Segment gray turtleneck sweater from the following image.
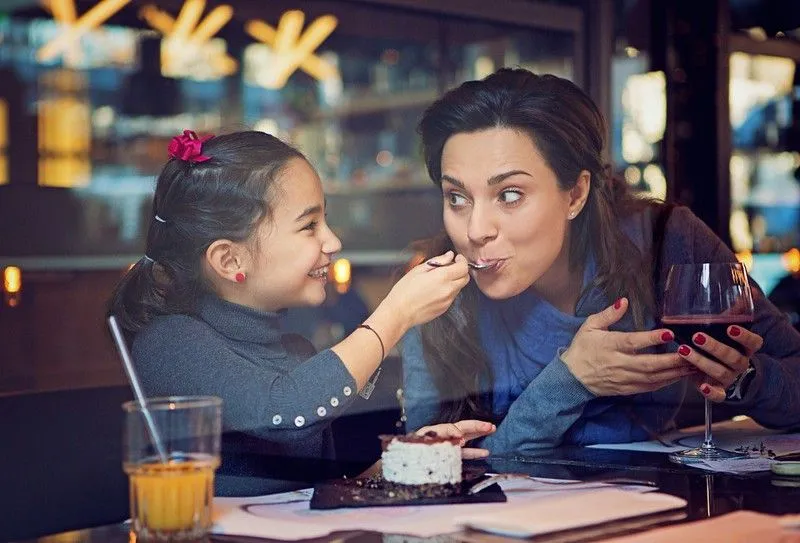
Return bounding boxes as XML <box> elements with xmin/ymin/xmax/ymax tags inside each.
<box><xmin>132</xmin><ymin>295</ymin><xmax>358</xmax><ymax>496</ymax></box>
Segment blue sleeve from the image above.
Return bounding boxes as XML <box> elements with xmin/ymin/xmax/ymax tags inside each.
<box><xmin>133</xmin><ymin>316</ymin><xmax>358</xmax><ymax>442</ymax></box>
<box><xmin>400</xmin><ymin>327</ymin><xmax>441</xmax><ymax>431</ymax></box>
<box><xmin>667</xmin><ymin>207</ymin><xmax>800</xmax><ymax>429</ymax></box>
<box><xmin>480</xmin><ymin>355</ymin><xmax>595</xmax><ymax>453</ymax></box>
<box><xmin>401</xmin><ymin>326</ymin><xmax>596</xmax><ymax>452</ymax></box>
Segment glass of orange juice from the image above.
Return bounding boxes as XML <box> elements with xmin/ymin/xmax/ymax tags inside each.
<box><xmin>123</xmin><ymin>396</ymin><xmax>222</xmax><ymax>541</ymax></box>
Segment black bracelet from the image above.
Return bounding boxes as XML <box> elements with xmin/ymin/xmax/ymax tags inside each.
<box><xmin>357</xmin><ymin>324</ymin><xmax>385</xmax><ymax>361</ymax></box>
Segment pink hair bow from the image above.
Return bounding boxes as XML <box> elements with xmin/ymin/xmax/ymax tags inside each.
<box><xmin>168</xmin><ymin>130</ymin><xmax>214</xmax><ymax>163</ymax></box>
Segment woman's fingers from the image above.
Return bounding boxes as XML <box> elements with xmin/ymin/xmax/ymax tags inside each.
<box><xmin>610</xmin><ymin>328</ymin><xmax>676</xmax><ymax>353</ymax></box>
<box><xmin>691</xmin><ymin>333</ymin><xmax>748</xmax><ymax>373</ymax></box>
<box><xmin>453</xmin><ymin>420</ymin><xmax>497</xmax><ymax>441</ymax></box>
<box><xmin>678</xmin><ymin>344</ymin><xmax>738</xmax><ymax>387</ymax></box>
<box><xmin>462</xmin><ymin>447</ymin><xmax>490</xmax><ymax>459</ymax></box>
<box><xmin>727</xmin><ymin>325</ymin><xmax>763</xmax><ymax>357</ymax></box>
<box><xmin>414</xmin><ymin>420</ymin><xmax>496</xmax><ymax>446</ymax></box>
<box><xmin>619</xmin><ymin>352</ymin><xmax>691</xmax><ymax>374</ymax></box>
<box><xmin>691</xmin><ymin>374</ymin><xmax>727</xmax><ymax>403</ymax></box>
<box><xmin>583</xmin><ymin>297</ymin><xmax>628</xmax><ymax>331</ymax></box>
<box><xmin>415</xmin><ymin>423</ymin><xmax>461</xmax><ymax>439</ymax></box>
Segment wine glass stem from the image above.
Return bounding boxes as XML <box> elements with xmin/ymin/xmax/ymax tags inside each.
<box><xmin>702</xmin><ymin>398</ymin><xmax>714</xmax><ymax>449</ymax></box>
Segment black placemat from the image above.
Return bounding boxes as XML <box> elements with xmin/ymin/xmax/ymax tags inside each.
<box><xmin>310</xmin><ymin>474</ymin><xmax>506</xmax><ymax>509</ymax></box>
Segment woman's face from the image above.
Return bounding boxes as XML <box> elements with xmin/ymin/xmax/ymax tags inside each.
<box><xmin>440</xmin><ymin>127</ymin><xmax>578</xmax><ymax>300</ymax></box>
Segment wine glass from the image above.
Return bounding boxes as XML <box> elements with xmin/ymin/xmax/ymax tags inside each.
<box><xmin>661</xmin><ymin>262</ymin><xmax>754</xmax><ymax>463</ymax></box>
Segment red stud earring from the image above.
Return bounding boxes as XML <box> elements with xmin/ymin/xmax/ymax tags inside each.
<box><xmin>235</xmin><ymin>272</ymin><xmax>246</xmax><ymax>283</ymax></box>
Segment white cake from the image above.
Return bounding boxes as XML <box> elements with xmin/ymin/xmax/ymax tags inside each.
<box><xmin>380</xmin><ymin>433</ymin><xmax>462</xmax><ymax>485</ymax></box>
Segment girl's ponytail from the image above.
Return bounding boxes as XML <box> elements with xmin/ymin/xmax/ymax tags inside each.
<box><xmin>107</xmin><ymin>257</ymin><xmax>166</xmax><ymax>338</ymax></box>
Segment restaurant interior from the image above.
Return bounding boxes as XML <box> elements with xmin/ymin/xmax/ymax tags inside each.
<box><xmin>2</xmin><ymin>0</ymin><xmax>800</xmax><ymax>540</ymax></box>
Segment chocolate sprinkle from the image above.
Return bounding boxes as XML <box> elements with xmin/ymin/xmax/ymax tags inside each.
<box><xmin>309</xmin><ymin>467</ymin><xmax>505</xmax><ymax>510</ymax></box>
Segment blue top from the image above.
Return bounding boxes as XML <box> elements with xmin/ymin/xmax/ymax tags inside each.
<box><xmin>402</xmin><ymin>206</ymin><xmax>800</xmax><ymax>452</ymax></box>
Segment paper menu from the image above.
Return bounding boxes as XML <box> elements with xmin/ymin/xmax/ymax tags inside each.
<box><xmin>455</xmin><ymin>489</ymin><xmax>687</xmax><ymax>538</ymax></box>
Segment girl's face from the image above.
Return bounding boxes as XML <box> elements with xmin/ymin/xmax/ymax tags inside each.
<box><xmin>244</xmin><ymin>158</ymin><xmax>342</xmax><ymax>312</ymax></box>
<box><xmin>440</xmin><ymin>127</ymin><xmax>578</xmax><ymax>300</ymax></box>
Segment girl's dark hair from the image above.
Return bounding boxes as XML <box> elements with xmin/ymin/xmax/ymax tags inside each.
<box><xmin>416</xmin><ymin>68</ymin><xmax>658</xmax><ymax>422</ymax></box>
<box><xmin>108</xmin><ymin>131</ymin><xmax>305</xmax><ymax>336</ymax></box>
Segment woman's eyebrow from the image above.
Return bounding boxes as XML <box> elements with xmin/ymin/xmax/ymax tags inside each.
<box><xmin>441</xmin><ymin>170</ymin><xmax>532</xmax><ymax>188</ymax></box>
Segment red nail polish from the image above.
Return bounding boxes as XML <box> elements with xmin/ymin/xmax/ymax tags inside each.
<box><xmin>730</xmin><ymin>326</ymin><xmax>741</xmax><ymax>337</ymax></box>
<box><xmin>700</xmin><ymin>384</ymin><xmax>711</xmax><ymax>395</ymax></box>
<box><xmin>613</xmin><ymin>298</ymin><xmax>622</xmax><ymax>310</ymax></box>
<box><xmin>678</xmin><ymin>345</ymin><xmax>691</xmax><ymax>356</ymax></box>
<box><xmin>693</xmin><ymin>333</ymin><xmax>706</xmax><ymax>346</ymax></box>
<box><xmin>661</xmin><ymin>331</ymin><xmax>674</xmax><ymax>342</ymax></box>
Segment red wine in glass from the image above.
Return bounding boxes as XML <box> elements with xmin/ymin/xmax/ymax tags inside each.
<box><xmin>661</xmin><ymin>262</ymin><xmax>754</xmax><ymax>463</ymax></box>
<box><xmin>661</xmin><ymin>315</ymin><xmax>753</xmax><ymax>356</ymax></box>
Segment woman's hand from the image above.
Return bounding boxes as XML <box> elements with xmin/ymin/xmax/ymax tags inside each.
<box><xmin>414</xmin><ymin>419</ymin><xmax>496</xmax><ymax>459</ymax></box>
<box><xmin>383</xmin><ymin>251</ymin><xmax>470</xmax><ymax>329</ymax></box>
<box><xmin>561</xmin><ymin>298</ymin><xmax>694</xmax><ymax>396</ymax></box>
<box><xmin>677</xmin><ymin>325</ymin><xmax>763</xmax><ymax>402</ymax></box>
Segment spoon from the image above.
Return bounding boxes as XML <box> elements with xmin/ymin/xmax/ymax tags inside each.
<box><xmin>427</xmin><ymin>260</ymin><xmax>492</xmax><ymax>270</ymax></box>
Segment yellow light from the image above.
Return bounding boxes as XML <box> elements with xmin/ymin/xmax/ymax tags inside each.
<box><xmin>140</xmin><ymin>1</ymin><xmax>237</xmax><ymax>77</ymax></box>
<box><xmin>332</xmin><ymin>258</ymin><xmax>351</xmax><ymax>285</ymax></box>
<box><xmin>783</xmin><ymin>248</ymin><xmax>800</xmax><ymax>274</ymax></box>
<box><xmin>624</xmin><ymin>166</ymin><xmax>641</xmax><ymax>185</ymax></box>
<box><xmin>4</xmin><ymin>266</ymin><xmax>21</xmax><ymax>294</ymax></box>
<box><xmin>245</xmin><ymin>20</ymin><xmax>338</xmax><ymax>81</ymax></box>
<box><xmin>245</xmin><ymin>11</ymin><xmax>339</xmax><ymax>89</ymax></box>
<box><xmin>38</xmin><ymin>0</ymin><xmax>132</xmax><ymax>62</ymax></box>
<box><xmin>735</xmin><ymin>250</ymin><xmax>753</xmax><ymax>272</ymax></box>
<box><xmin>172</xmin><ymin>0</ymin><xmax>205</xmax><ymax>40</ymax></box>
<box><xmin>140</xmin><ymin>5</ymin><xmax>175</xmax><ymax>34</ymax></box>
<box><xmin>189</xmin><ymin>5</ymin><xmax>233</xmax><ymax>45</ymax></box>
<box><xmin>271</xmin><ymin>14</ymin><xmax>337</xmax><ymax>88</ymax></box>
<box><xmin>274</xmin><ymin>10</ymin><xmax>305</xmax><ymax>55</ymax></box>
<box><xmin>37</xmin><ymin>72</ymin><xmax>92</xmax><ymax>188</ymax></box>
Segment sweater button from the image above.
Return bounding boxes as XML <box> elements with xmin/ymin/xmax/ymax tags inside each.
<box><xmin>294</xmin><ymin>416</ymin><xmax>305</xmax><ymax>427</ymax></box>
<box><xmin>330</xmin><ymin>397</ymin><xmax>339</xmax><ymax>407</ymax></box>
<box><xmin>272</xmin><ymin>415</ymin><xmax>282</xmax><ymax>425</ymax></box>
<box><xmin>343</xmin><ymin>386</ymin><xmax>352</xmax><ymax>396</ymax></box>
<box><xmin>317</xmin><ymin>406</ymin><xmax>327</xmax><ymax>417</ymax></box>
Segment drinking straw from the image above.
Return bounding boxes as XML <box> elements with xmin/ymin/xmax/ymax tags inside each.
<box><xmin>108</xmin><ymin>315</ymin><xmax>169</xmax><ymax>463</ymax></box>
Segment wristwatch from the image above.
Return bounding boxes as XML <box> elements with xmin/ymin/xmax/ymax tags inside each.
<box><xmin>725</xmin><ymin>363</ymin><xmax>756</xmax><ymax>401</ymax></box>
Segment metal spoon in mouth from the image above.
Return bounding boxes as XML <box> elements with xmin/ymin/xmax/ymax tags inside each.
<box><xmin>426</xmin><ymin>260</ymin><xmax>492</xmax><ymax>270</ymax></box>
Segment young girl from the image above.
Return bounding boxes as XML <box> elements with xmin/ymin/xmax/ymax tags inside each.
<box><xmin>109</xmin><ymin>130</ymin><xmax>494</xmax><ymax>496</ymax></box>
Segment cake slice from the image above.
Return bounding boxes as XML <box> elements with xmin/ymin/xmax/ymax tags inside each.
<box><xmin>380</xmin><ymin>432</ymin><xmax>462</xmax><ymax>486</ymax></box>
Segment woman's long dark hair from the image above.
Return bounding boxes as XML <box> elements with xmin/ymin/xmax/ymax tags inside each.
<box><xmin>417</xmin><ymin>68</ymin><xmax>659</xmax><ymax>422</ymax></box>
<box><xmin>108</xmin><ymin>131</ymin><xmax>304</xmax><ymax>336</ymax></box>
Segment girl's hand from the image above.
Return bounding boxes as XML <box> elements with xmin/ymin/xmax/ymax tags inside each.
<box><xmin>384</xmin><ymin>251</ymin><xmax>470</xmax><ymax>328</ymax></box>
<box><xmin>561</xmin><ymin>298</ymin><xmax>694</xmax><ymax>396</ymax></box>
<box><xmin>677</xmin><ymin>325</ymin><xmax>763</xmax><ymax>403</ymax></box>
<box><xmin>414</xmin><ymin>419</ymin><xmax>496</xmax><ymax>459</ymax></box>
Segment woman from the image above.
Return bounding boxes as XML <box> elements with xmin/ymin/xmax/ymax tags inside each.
<box><xmin>402</xmin><ymin>68</ymin><xmax>800</xmax><ymax>453</ymax></box>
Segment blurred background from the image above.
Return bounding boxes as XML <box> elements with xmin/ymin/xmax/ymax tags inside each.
<box><xmin>0</xmin><ymin>0</ymin><xmax>799</xmax><ymax>394</ymax></box>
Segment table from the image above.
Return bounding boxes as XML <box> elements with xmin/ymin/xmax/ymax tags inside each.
<box><xmin>17</xmin><ymin>446</ymin><xmax>800</xmax><ymax>542</ymax></box>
